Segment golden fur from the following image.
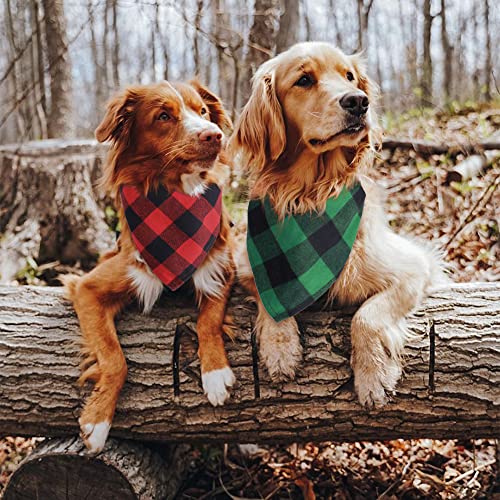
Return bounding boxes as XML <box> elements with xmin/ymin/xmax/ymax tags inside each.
<box><xmin>232</xmin><ymin>43</ymin><xmax>381</xmax><ymax>218</ymax></box>
<box><xmin>231</xmin><ymin>42</ymin><xmax>445</xmax><ymax>407</ymax></box>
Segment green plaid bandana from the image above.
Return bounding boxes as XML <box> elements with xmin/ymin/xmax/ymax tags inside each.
<box><xmin>247</xmin><ymin>184</ymin><xmax>365</xmax><ymax>322</ymax></box>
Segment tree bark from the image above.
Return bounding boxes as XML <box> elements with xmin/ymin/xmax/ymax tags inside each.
<box><xmin>29</xmin><ymin>0</ymin><xmax>48</xmax><ymax>140</ymax></box>
<box><xmin>483</xmin><ymin>0</ymin><xmax>492</xmax><ymax>100</ymax></box>
<box><xmin>5</xmin><ymin>0</ymin><xmax>27</xmax><ymax>140</ymax></box>
<box><xmin>2</xmin><ymin>437</ymin><xmax>190</xmax><ymax>500</ymax></box>
<box><xmin>0</xmin><ymin>283</ymin><xmax>498</xmax><ymax>443</ymax></box>
<box><xmin>153</xmin><ymin>1</ymin><xmax>169</xmax><ymax>81</ymax></box>
<box><xmin>356</xmin><ymin>0</ymin><xmax>374</xmax><ymax>51</ymax></box>
<box><xmin>193</xmin><ymin>0</ymin><xmax>204</xmax><ymax>75</ymax></box>
<box><xmin>276</xmin><ymin>0</ymin><xmax>300</xmax><ymax>53</ymax></box>
<box><xmin>440</xmin><ymin>0</ymin><xmax>452</xmax><ymax>101</ymax></box>
<box><xmin>41</xmin><ymin>0</ymin><xmax>73</xmax><ymax>138</ymax></box>
<box><xmin>88</xmin><ymin>0</ymin><xmax>105</xmax><ymax>116</ymax></box>
<box><xmin>111</xmin><ymin>0</ymin><xmax>120</xmax><ymax>89</ymax></box>
<box><xmin>240</xmin><ymin>0</ymin><xmax>277</xmax><ymax>104</ymax></box>
<box><xmin>329</xmin><ymin>0</ymin><xmax>343</xmax><ymax>49</ymax></box>
<box><xmin>34</xmin><ymin>0</ymin><xmax>47</xmax><ymax>116</ymax></box>
<box><xmin>421</xmin><ymin>0</ymin><xmax>433</xmax><ymax>105</ymax></box>
<box><xmin>103</xmin><ymin>0</ymin><xmax>110</xmax><ymax>91</ymax></box>
<box><xmin>0</xmin><ymin>140</ymin><xmax>114</xmax><ymax>283</ymax></box>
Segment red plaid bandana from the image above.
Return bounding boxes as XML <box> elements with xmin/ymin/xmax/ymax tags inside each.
<box><xmin>120</xmin><ymin>183</ymin><xmax>222</xmax><ymax>291</ymax></box>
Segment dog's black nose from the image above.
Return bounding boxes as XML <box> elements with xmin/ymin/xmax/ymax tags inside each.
<box><xmin>339</xmin><ymin>92</ymin><xmax>369</xmax><ymax>116</ymax></box>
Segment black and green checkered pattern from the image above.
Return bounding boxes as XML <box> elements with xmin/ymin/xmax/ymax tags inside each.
<box><xmin>247</xmin><ymin>184</ymin><xmax>365</xmax><ymax>322</ymax></box>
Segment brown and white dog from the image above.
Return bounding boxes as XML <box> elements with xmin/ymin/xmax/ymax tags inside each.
<box><xmin>231</xmin><ymin>42</ymin><xmax>445</xmax><ymax>408</ymax></box>
<box><xmin>64</xmin><ymin>80</ymin><xmax>236</xmax><ymax>453</ymax></box>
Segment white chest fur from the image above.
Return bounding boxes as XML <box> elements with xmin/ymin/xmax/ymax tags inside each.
<box><xmin>127</xmin><ymin>254</ymin><xmax>163</xmax><ymax>313</ymax></box>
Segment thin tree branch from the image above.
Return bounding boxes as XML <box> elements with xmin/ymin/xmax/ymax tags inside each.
<box><xmin>443</xmin><ymin>173</ymin><xmax>499</xmax><ymax>250</ymax></box>
<box><xmin>0</xmin><ymin>10</ymin><xmax>92</xmax><ymax>131</ymax></box>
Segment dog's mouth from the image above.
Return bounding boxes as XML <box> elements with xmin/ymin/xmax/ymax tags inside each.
<box><xmin>178</xmin><ymin>149</ymin><xmax>220</xmax><ymax>165</ymax></box>
<box><xmin>309</xmin><ymin>123</ymin><xmax>366</xmax><ymax>147</ymax></box>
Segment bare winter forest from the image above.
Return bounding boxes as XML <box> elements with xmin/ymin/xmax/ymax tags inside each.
<box><xmin>0</xmin><ymin>0</ymin><xmax>499</xmax><ymax>143</ymax></box>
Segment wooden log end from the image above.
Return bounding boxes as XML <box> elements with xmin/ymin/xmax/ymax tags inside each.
<box><xmin>3</xmin><ymin>437</ymin><xmax>190</xmax><ymax>500</ymax></box>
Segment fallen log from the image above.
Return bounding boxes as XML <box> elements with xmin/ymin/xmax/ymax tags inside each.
<box><xmin>0</xmin><ymin>283</ymin><xmax>498</xmax><ymax>443</ymax></box>
<box><xmin>444</xmin><ymin>150</ymin><xmax>499</xmax><ymax>184</ymax></box>
<box><xmin>2</xmin><ymin>437</ymin><xmax>190</xmax><ymax>500</ymax></box>
<box><xmin>382</xmin><ymin>137</ymin><xmax>500</xmax><ymax>156</ymax></box>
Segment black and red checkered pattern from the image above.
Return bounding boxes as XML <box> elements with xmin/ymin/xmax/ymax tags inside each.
<box><xmin>120</xmin><ymin>183</ymin><xmax>222</xmax><ymax>291</ymax></box>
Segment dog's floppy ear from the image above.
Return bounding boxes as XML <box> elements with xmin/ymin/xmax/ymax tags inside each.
<box><xmin>190</xmin><ymin>80</ymin><xmax>233</xmax><ymax>135</ymax></box>
<box><xmin>95</xmin><ymin>88</ymin><xmax>139</xmax><ymax>144</ymax></box>
<box><xmin>231</xmin><ymin>66</ymin><xmax>286</xmax><ymax>173</ymax></box>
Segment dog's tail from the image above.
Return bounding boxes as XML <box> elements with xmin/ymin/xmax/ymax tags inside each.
<box><xmin>59</xmin><ymin>274</ymin><xmax>80</xmax><ymax>302</ymax></box>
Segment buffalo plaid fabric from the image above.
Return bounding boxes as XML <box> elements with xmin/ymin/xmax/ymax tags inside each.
<box><xmin>247</xmin><ymin>184</ymin><xmax>365</xmax><ymax>322</ymax></box>
<box><xmin>120</xmin><ymin>183</ymin><xmax>222</xmax><ymax>291</ymax></box>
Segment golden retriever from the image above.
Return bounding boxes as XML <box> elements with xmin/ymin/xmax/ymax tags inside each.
<box><xmin>231</xmin><ymin>42</ymin><xmax>444</xmax><ymax>408</ymax></box>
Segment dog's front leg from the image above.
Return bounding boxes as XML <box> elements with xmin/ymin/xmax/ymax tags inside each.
<box><xmin>68</xmin><ymin>255</ymin><xmax>130</xmax><ymax>453</ymax></box>
<box><xmin>255</xmin><ymin>298</ymin><xmax>303</xmax><ymax>381</ymax></box>
<box><xmin>195</xmin><ymin>255</ymin><xmax>236</xmax><ymax>406</ymax></box>
<box><xmin>237</xmin><ymin>247</ymin><xmax>303</xmax><ymax>381</ymax></box>
<box><xmin>350</xmin><ymin>277</ymin><xmax>426</xmax><ymax>408</ymax></box>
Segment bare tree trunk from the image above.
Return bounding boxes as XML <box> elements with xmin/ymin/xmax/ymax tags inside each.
<box><xmin>301</xmin><ymin>0</ymin><xmax>311</xmax><ymax>41</ymax></box>
<box><xmin>421</xmin><ymin>0</ymin><xmax>433</xmax><ymax>105</ymax></box>
<box><xmin>240</xmin><ymin>0</ymin><xmax>277</xmax><ymax>103</ymax></box>
<box><xmin>33</xmin><ymin>0</ymin><xmax>47</xmax><ymax>116</ymax></box>
<box><xmin>193</xmin><ymin>0</ymin><xmax>204</xmax><ymax>75</ymax></box>
<box><xmin>230</xmin><ymin>53</ymin><xmax>240</xmax><ymax>120</ymax></box>
<box><xmin>88</xmin><ymin>0</ymin><xmax>105</xmax><ymax>115</ymax></box>
<box><xmin>180</xmin><ymin>2</ymin><xmax>189</xmax><ymax>78</ymax></box>
<box><xmin>151</xmin><ymin>1</ymin><xmax>168</xmax><ymax>81</ymax></box>
<box><xmin>0</xmin><ymin>283</ymin><xmax>498</xmax><ymax>443</ymax></box>
<box><xmin>472</xmin><ymin>3</ymin><xmax>480</xmax><ymax>100</ymax></box>
<box><xmin>483</xmin><ymin>0</ymin><xmax>492</xmax><ymax>100</ymax></box>
<box><xmin>356</xmin><ymin>0</ymin><xmax>374</xmax><ymax>51</ymax></box>
<box><xmin>407</xmin><ymin>3</ymin><xmax>418</xmax><ymax>104</ymax></box>
<box><xmin>103</xmin><ymin>0</ymin><xmax>110</xmax><ymax>91</ymax></box>
<box><xmin>213</xmin><ymin>0</ymin><xmax>234</xmax><ymax>104</ymax></box>
<box><xmin>41</xmin><ymin>0</ymin><xmax>73</xmax><ymax>138</ymax></box>
<box><xmin>111</xmin><ymin>0</ymin><xmax>120</xmax><ymax>88</ymax></box>
<box><xmin>440</xmin><ymin>0</ymin><xmax>452</xmax><ymax>101</ymax></box>
<box><xmin>151</xmin><ymin>16</ymin><xmax>157</xmax><ymax>82</ymax></box>
<box><xmin>372</xmin><ymin>7</ymin><xmax>386</xmax><ymax>99</ymax></box>
<box><xmin>30</xmin><ymin>0</ymin><xmax>47</xmax><ymax>139</ymax></box>
<box><xmin>5</xmin><ymin>0</ymin><xmax>26</xmax><ymax>138</ymax></box>
<box><xmin>453</xmin><ymin>10</ymin><xmax>467</xmax><ymax>101</ymax></box>
<box><xmin>276</xmin><ymin>0</ymin><xmax>300</xmax><ymax>53</ymax></box>
<box><xmin>329</xmin><ymin>0</ymin><xmax>343</xmax><ymax>48</ymax></box>
<box><xmin>161</xmin><ymin>9</ymin><xmax>169</xmax><ymax>81</ymax></box>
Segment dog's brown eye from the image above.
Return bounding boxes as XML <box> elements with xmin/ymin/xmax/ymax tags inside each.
<box><xmin>158</xmin><ymin>111</ymin><xmax>170</xmax><ymax>121</ymax></box>
<box><xmin>201</xmin><ymin>107</ymin><xmax>208</xmax><ymax>116</ymax></box>
<box><xmin>346</xmin><ymin>71</ymin><xmax>355</xmax><ymax>82</ymax></box>
<box><xmin>295</xmin><ymin>74</ymin><xmax>314</xmax><ymax>88</ymax></box>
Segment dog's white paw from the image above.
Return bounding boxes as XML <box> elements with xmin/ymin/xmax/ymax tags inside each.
<box><xmin>353</xmin><ymin>356</ymin><xmax>402</xmax><ymax>409</ymax></box>
<box><xmin>202</xmin><ymin>367</ymin><xmax>235</xmax><ymax>406</ymax></box>
<box><xmin>79</xmin><ymin>420</ymin><xmax>110</xmax><ymax>454</ymax></box>
<box><xmin>259</xmin><ymin>317</ymin><xmax>303</xmax><ymax>381</ymax></box>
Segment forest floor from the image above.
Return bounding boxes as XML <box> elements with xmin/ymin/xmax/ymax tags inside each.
<box><xmin>1</xmin><ymin>103</ymin><xmax>499</xmax><ymax>499</ymax></box>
